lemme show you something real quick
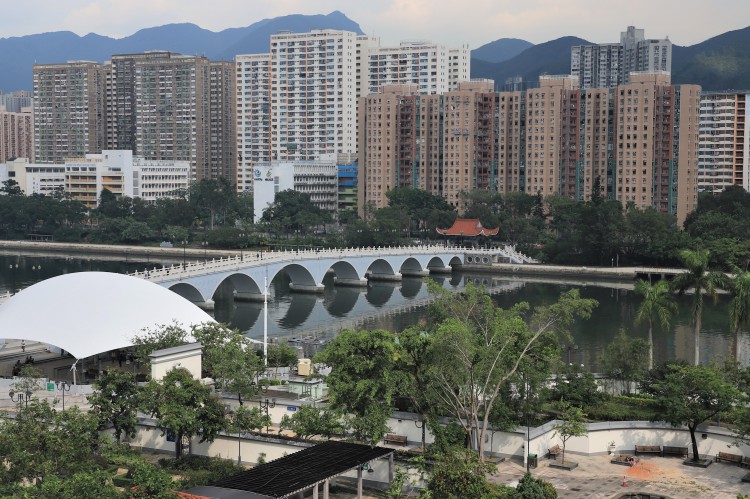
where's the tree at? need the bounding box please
[426,284,596,460]
[140,368,227,458]
[730,269,750,362]
[512,472,558,499]
[635,279,678,368]
[259,189,331,233]
[279,404,343,440]
[0,400,103,487]
[267,342,299,377]
[0,179,23,196]
[671,249,732,365]
[191,323,266,406]
[88,370,140,443]
[128,461,178,499]
[425,450,496,499]
[552,362,600,407]
[10,364,44,404]
[130,323,190,365]
[600,331,650,395]
[395,326,435,450]
[552,401,588,465]
[651,364,743,462]
[231,404,269,436]
[31,470,123,499]
[314,329,399,446]
[189,177,237,229]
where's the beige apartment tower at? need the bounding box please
[0,106,32,162]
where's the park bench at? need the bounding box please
[634,445,661,456]
[547,444,561,460]
[662,446,688,458]
[716,451,743,465]
[743,457,750,468]
[383,434,408,446]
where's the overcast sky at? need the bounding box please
[4,0,749,48]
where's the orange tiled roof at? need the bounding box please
[436,218,499,236]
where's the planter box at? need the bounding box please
[683,458,712,468]
[549,461,578,471]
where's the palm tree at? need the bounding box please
[671,249,731,365]
[635,279,677,369]
[729,269,750,362]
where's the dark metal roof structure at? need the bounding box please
[192,441,394,498]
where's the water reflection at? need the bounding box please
[1,253,748,370]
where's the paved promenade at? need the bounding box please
[491,453,750,498]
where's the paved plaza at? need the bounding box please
[491,452,750,498]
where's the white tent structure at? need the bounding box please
[0,272,215,360]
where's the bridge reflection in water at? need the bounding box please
[213,271,525,353]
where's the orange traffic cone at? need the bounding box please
[622,476,628,487]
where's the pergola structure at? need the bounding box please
[185,441,395,499]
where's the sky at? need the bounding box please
[5,0,750,48]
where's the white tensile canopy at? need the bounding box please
[0,272,215,360]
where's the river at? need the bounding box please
[0,251,745,370]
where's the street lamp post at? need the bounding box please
[202,240,208,262]
[228,408,242,465]
[56,381,71,411]
[259,398,276,434]
[181,240,188,269]
[9,389,32,408]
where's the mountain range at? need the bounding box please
[1,12,748,93]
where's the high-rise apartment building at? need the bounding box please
[361,72,700,225]
[367,40,470,95]
[235,31,469,192]
[698,91,750,193]
[32,61,107,163]
[571,26,671,89]
[358,80,495,214]
[109,52,236,182]
[270,30,360,163]
[0,105,32,162]
[236,53,272,192]
[0,90,32,113]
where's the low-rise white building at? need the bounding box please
[253,156,338,223]
[0,157,65,195]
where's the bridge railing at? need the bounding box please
[127,244,507,282]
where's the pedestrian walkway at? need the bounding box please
[490,453,750,498]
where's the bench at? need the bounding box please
[743,456,750,468]
[547,444,561,460]
[634,445,661,456]
[662,446,688,458]
[716,451,743,465]
[383,434,407,446]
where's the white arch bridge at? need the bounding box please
[129,245,535,309]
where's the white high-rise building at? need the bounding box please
[236,54,272,192]
[235,30,470,192]
[698,91,750,193]
[367,40,470,95]
[571,26,671,89]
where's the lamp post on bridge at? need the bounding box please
[181,240,188,270]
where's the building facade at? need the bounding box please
[32,61,107,163]
[359,73,700,225]
[0,158,65,195]
[235,31,469,193]
[252,157,338,222]
[698,91,750,193]
[571,26,671,89]
[0,106,32,162]
[0,90,32,113]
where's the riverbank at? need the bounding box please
[0,240,237,263]
[463,262,686,282]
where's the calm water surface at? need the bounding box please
[0,253,745,370]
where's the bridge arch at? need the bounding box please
[367,259,397,278]
[221,273,262,295]
[399,257,424,274]
[329,261,361,281]
[275,263,319,291]
[168,282,207,304]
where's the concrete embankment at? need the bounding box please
[0,240,236,263]
[462,262,685,282]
